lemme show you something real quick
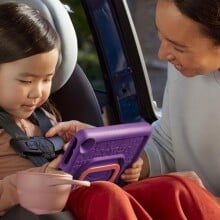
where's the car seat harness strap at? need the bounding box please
[0,108,64,166]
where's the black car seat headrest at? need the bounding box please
[0,0,78,93]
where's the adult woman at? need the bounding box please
[141,0,220,205]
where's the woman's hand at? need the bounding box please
[121,157,143,183]
[45,120,93,142]
[215,197,220,206]
[45,121,93,173]
[169,171,205,189]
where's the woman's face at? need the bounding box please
[156,0,220,77]
[0,49,59,119]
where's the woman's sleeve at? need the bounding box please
[145,65,176,176]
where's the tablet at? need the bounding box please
[58,121,152,186]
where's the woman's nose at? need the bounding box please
[158,41,175,62]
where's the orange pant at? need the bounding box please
[66,175,220,220]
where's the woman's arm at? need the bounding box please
[45,120,93,142]
[0,175,18,216]
[0,162,56,216]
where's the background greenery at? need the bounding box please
[60,0,103,87]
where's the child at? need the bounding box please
[0,2,142,219]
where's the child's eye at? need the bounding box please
[43,78,52,83]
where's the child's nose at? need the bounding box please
[28,84,43,99]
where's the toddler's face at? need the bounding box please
[0,49,59,119]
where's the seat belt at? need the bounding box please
[0,108,64,166]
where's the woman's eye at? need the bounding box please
[18,80,32,84]
[173,47,185,53]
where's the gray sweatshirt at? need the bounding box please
[145,63,220,196]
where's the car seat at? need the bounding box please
[0,0,103,219]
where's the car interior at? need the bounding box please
[0,0,159,219]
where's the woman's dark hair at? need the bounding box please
[0,2,61,121]
[173,0,220,45]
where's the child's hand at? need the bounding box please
[120,157,143,183]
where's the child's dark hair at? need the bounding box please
[173,0,220,45]
[0,2,62,121]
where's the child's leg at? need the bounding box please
[123,175,220,220]
[66,181,152,220]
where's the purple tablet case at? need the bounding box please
[58,121,152,186]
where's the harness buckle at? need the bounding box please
[10,136,63,160]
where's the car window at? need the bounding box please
[126,0,167,108]
[61,0,166,120]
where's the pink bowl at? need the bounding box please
[16,171,73,215]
